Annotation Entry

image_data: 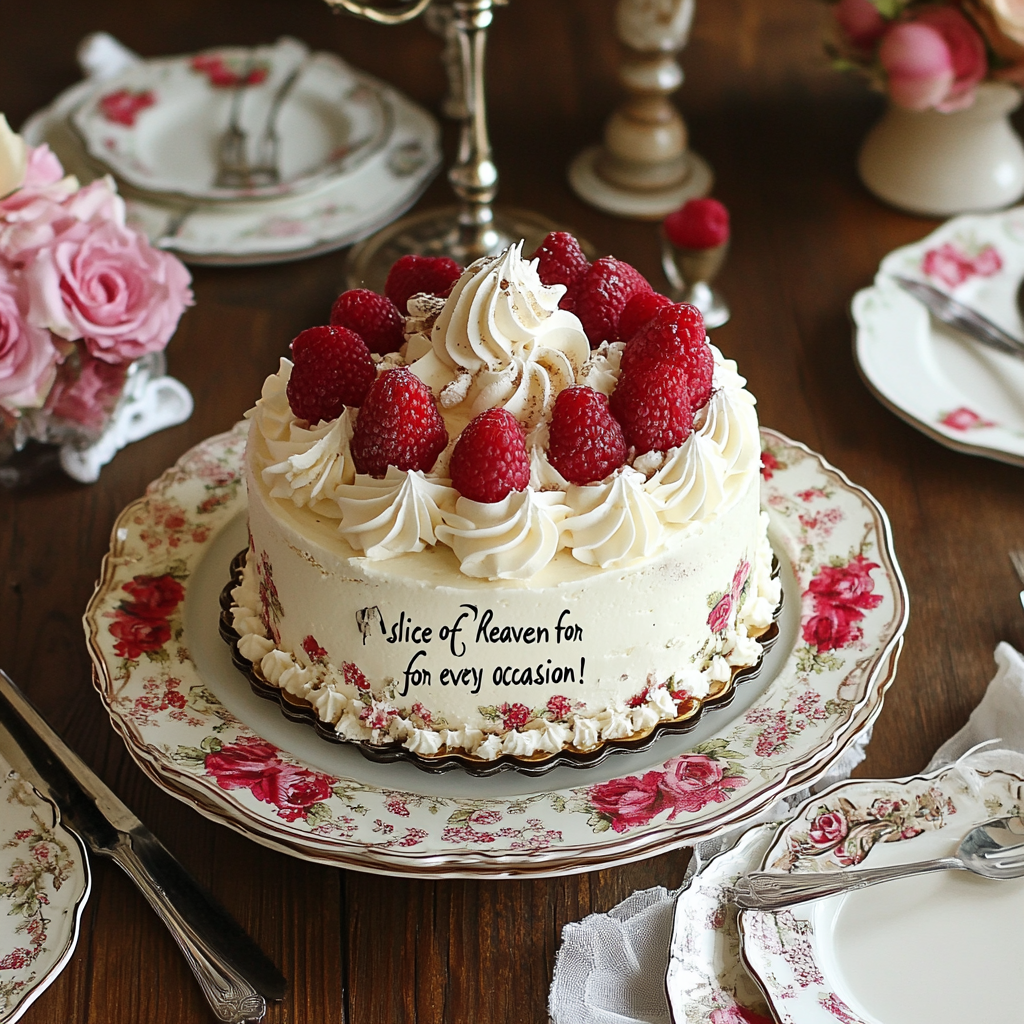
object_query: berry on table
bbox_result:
[663,198,730,251]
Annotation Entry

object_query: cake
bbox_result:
[227,234,780,765]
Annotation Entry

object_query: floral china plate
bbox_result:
[853,208,1024,467]
[666,822,779,1024]
[0,741,90,1024]
[82,425,907,878]
[739,761,1024,1024]
[20,52,441,266]
[70,39,392,205]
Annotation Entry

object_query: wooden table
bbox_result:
[2,0,1023,1020]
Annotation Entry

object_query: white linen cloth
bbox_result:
[548,643,1024,1024]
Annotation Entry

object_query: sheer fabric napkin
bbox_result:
[548,642,1024,1024]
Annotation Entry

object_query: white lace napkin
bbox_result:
[548,642,1024,1024]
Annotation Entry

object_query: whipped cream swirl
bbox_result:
[409,242,590,430]
[436,489,569,579]
[561,467,663,568]
[337,468,458,559]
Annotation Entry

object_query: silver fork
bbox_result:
[1010,549,1024,613]
[214,64,255,189]
[247,61,305,187]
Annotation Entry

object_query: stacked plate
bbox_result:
[666,759,1024,1024]
[83,423,907,878]
[21,36,441,266]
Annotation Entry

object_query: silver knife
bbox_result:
[0,669,287,1023]
[892,275,1024,361]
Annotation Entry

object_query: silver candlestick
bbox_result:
[327,0,562,292]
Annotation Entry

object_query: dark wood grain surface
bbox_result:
[2,1,1023,1021]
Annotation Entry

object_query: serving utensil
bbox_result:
[892,275,1024,361]
[0,669,286,1023]
[732,814,1024,910]
[214,66,254,189]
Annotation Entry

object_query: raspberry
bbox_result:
[574,257,653,348]
[619,303,713,412]
[663,198,730,250]
[384,255,464,313]
[449,408,530,503]
[610,362,694,454]
[286,326,376,423]
[330,289,405,355]
[350,368,448,477]
[618,291,672,344]
[547,386,627,485]
[529,231,590,311]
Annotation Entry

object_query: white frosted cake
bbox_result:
[228,239,779,763]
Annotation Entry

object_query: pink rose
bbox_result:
[807,555,883,611]
[589,771,664,832]
[879,8,987,112]
[260,762,334,821]
[808,809,849,846]
[26,218,192,363]
[44,345,128,430]
[658,753,747,814]
[120,573,186,620]
[205,739,282,790]
[834,0,888,53]
[802,603,858,651]
[0,266,58,409]
[707,593,733,634]
[109,610,171,660]
[22,144,64,190]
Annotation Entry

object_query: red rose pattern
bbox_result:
[801,554,882,653]
[190,54,269,89]
[99,89,156,127]
[205,738,334,822]
[589,753,747,833]
[940,406,996,432]
[108,573,184,660]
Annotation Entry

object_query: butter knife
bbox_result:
[892,275,1024,361]
[0,669,286,1023]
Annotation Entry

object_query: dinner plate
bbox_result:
[853,207,1024,467]
[739,761,1024,1024]
[0,745,90,1024]
[82,425,907,878]
[20,56,441,266]
[70,38,392,205]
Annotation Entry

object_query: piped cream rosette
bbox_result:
[247,241,763,582]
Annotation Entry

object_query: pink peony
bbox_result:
[834,0,888,53]
[0,266,58,409]
[879,8,987,111]
[26,218,192,363]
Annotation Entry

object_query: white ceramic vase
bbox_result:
[857,82,1024,217]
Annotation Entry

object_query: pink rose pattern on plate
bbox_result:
[939,406,997,431]
[98,89,156,127]
[920,240,1002,289]
[85,427,903,864]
